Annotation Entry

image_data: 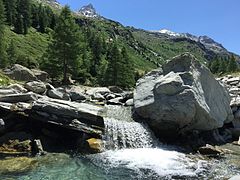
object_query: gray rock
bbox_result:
[121,91,134,101]
[31,98,105,129]
[7,84,28,93]
[0,88,18,95]
[226,77,240,84]
[107,97,124,105]
[125,99,134,106]
[229,87,240,94]
[31,69,49,82]
[106,93,116,100]
[68,90,86,101]
[4,64,37,81]
[109,86,123,93]
[134,53,233,137]
[24,81,46,94]
[45,83,55,90]
[92,93,105,101]
[0,92,38,103]
[47,88,70,101]
[86,87,110,96]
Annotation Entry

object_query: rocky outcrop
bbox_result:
[4,64,37,81]
[134,53,233,138]
[3,64,49,82]
[218,76,240,129]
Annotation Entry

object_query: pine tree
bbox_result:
[227,55,238,73]
[7,40,17,65]
[14,14,24,34]
[15,0,31,34]
[117,47,135,88]
[210,58,220,74]
[3,0,17,26]
[0,0,7,68]
[31,4,39,29]
[105,43,121,86]
[38,4,46,33]
[42,6,82,84]
[90,35,103,77]
[218,58,227,74]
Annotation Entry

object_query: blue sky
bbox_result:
[58,0,240,55]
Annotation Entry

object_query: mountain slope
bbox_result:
[11,0,239,73]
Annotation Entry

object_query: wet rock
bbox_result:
[3,64,37,81]
[0,132,33,144]
[24,81,46,94]
[0,157,38,174]
[134,53,233,138]
[198,144,222,156]
[229,128,240,139]
[31,139,45,156]
[0,118,5,133]
[86,138,103,152]
[0,139,32,156]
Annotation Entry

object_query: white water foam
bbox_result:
[97,148,199,178]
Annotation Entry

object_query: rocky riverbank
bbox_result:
[1,54,240,177]
[0,64,135,156]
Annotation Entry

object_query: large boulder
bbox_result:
[134,53,233,138]
[24,81,46,94]
[4,64,37,81]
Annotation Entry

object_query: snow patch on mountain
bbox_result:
[152,29,227,53]
[78,4,99,18]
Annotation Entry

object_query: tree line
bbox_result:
[208,55,238,74]
[3,0,56,34]
[0,1,135,88]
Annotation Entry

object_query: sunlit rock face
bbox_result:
[134,53,233,138]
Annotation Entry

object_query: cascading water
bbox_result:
[103,118,156,150]
[103,105,157,149]
[93,105,209,179]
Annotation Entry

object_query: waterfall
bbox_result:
[103,105,157,150]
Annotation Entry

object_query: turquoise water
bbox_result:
[1,146,239,180]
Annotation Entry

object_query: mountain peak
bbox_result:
[78,3,99,18]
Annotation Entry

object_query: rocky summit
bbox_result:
[134,53,233,138]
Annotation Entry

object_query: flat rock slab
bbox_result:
[0,93,38,103]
